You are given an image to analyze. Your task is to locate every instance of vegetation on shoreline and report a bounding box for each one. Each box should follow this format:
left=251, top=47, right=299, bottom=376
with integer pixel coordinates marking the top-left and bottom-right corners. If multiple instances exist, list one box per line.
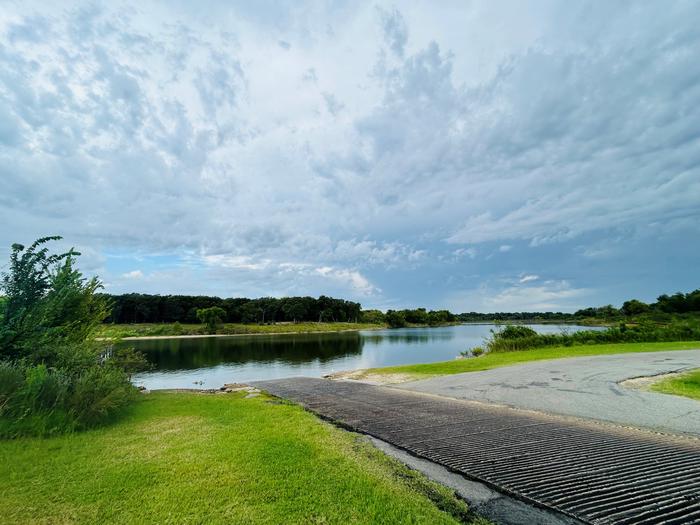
left=98, top=321, right=385, bottom=339
left=349, top=342, right=700, bottom=383
left=652, top=368, right=700, bottom=401
left=475, top=319, right=700, bottom=354
left=0, top=391, right=487, bottom=525
left=0, top=238, right=143, bottom=438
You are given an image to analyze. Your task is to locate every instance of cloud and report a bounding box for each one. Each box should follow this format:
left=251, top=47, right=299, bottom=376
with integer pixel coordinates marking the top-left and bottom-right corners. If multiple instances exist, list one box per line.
left=1, top=1, right=699, bottom=310
left=315, top=266, right=379, bottom=296
left=378, top=7, right=408, bottom=58
left=519, top=274, right=538, bottom=283
left=122, top=270, right=144, bottom=279
left=448, top=280, right=590, bottom=313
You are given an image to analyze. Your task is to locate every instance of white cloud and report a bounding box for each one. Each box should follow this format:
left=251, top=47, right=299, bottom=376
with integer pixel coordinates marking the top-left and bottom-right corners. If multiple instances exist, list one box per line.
left=1, top=1, right=698, bottom=308
left=448, top=280, right=590, bottom=313
left=122, top=270, right=143, bottom=279
left=314, top=266, right=379, bottom=296
left=519, top=274, right=539, bottom=283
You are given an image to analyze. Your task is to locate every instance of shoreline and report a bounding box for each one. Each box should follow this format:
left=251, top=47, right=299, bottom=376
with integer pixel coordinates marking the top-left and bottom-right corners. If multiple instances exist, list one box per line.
left=101, top=320, right=602, bottom=341
left=103, top=326, right=386, bottom=341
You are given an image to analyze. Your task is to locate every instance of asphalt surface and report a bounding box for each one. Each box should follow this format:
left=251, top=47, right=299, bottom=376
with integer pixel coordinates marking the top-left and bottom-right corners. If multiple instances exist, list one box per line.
left=254, top=377, right=700, bottom=525
left=398, top=349, right=700, bottom=435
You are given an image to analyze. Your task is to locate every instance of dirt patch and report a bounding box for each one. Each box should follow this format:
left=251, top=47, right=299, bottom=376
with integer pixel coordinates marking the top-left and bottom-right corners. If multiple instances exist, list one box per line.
left=326, top=369, right=419, bottom=385
left=620, top=370, right=688, bottom=391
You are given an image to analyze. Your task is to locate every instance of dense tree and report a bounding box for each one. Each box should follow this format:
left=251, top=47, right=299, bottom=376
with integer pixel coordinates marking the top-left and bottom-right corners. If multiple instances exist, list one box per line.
left=655, top=290, right=700, bottom=313
left=360, top=309, right=385, bottom=324
left=196, top=306, right=227, bottom=333
left=385, top=310, right=407, bottom=328
left=104, top=293, right=362, bottom=325
left=621, top=299, right=650, bottom=316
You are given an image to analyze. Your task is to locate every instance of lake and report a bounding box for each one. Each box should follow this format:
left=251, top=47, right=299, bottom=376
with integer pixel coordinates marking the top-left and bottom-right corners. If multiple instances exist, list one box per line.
left=126, top=323, right=598, bottom=390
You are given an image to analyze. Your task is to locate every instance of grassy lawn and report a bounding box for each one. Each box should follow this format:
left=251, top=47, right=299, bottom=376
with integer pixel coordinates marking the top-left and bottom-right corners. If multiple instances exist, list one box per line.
left=652, top=368, right=700, bottom=401
left=0, top=392, right=487, bottom=525
left=353, top=341, right=700, bottom=382
left=98, top=321, right=385, bottom=339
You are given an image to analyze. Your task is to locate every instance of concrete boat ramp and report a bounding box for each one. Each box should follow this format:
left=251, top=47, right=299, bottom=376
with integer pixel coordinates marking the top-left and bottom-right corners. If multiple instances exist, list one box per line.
left=253, top=377, right=700, bottom=525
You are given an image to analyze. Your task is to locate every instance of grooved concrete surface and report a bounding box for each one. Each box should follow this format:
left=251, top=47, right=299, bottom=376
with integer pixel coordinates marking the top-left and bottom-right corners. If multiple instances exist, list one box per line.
left=253, top=377, right=700, bottom=525
left=399, top=350, right=700, bottom=436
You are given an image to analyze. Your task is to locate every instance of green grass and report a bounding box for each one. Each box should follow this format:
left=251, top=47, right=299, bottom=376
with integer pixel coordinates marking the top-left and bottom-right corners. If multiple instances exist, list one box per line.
left=358, top=341, right=700, bottom=381
left=652, top=368, right=700, bottom=401
left=98, top=321, right=385, bottom=339
left=0, top=392, right=487, bottom=525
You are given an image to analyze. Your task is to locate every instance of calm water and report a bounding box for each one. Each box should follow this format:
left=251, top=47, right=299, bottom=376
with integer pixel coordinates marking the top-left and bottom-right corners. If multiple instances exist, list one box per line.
left=125, top=324, right=597, bottom=390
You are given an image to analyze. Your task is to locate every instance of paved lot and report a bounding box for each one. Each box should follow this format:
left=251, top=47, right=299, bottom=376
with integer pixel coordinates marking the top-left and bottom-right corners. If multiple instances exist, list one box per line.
left=254, top=377, right=700, bottom=525
left=398, top=349, right=700, bottom=435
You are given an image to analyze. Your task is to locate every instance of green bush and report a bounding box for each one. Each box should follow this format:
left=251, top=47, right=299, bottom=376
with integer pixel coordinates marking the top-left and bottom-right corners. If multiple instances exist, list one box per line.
left=471, top=347, right=485, bottom=357
left=0, top=237, right=141, bottom=438
left=484, top=320, right=700, bottom=353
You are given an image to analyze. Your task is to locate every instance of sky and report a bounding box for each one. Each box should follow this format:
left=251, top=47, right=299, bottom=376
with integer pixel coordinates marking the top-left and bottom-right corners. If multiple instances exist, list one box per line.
left=1, top=1, right=699, bottom=312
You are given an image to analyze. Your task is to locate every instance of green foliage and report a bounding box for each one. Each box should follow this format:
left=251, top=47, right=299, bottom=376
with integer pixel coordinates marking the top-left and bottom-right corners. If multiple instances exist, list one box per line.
left=574, top=304, right=620, bottom=319
left=621, top=299, right=650, bottom=316
left=105, top=293, right=362, bottom=324
left=655, top=290, right=700, bottom=313
left=483, top=320, right=700, bottom=353
left=0, top=237, right=137, bottom=438
left=109, top=347, right=152, bottom=380
left=359, top=309, right=386, bottom=324
left=385, top=310, right=407, bottom=328
left=196, top=306, right=227, bottom=333
left=470, top=347, right=485, bottom=357
left=493, top=325, right=538, bottom=339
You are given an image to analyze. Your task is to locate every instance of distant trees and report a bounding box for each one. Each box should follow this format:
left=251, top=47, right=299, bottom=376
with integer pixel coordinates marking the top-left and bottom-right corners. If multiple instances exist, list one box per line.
left=100, top=288, right=700, bottom=327
left=574, top=305, right=620, bottom=319
left=457, top=311, right=576, bottom=322
left=577, top=290, right=700, bottom=319
left=360, top=309, right=385, bottom=324
left=621, top=299, right=650, bottom=316
left=385, top=310, right=407, bottom=328
left=655, top=290, right=700, bottom=314
left=103, top=293, right=362, bottom=325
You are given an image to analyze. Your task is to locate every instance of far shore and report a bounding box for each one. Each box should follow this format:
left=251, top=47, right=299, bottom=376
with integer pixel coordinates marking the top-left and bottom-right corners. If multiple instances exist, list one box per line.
left=98, top=319, right=601, bottom=341
left=98, top=325, right=391, bottom=341
left=109, top=327, right=383, bottom=341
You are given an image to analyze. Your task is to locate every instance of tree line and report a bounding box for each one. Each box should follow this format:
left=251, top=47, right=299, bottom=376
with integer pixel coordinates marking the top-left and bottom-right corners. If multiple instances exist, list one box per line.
left=574, top=289, right=700, bottom=318
left=102, top=293, right=362, bottom=324
left=99, top=288, right=700, bottom=326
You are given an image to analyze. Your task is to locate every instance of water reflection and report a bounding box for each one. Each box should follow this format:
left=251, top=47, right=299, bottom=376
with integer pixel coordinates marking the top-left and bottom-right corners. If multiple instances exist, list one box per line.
left=126, top=324, right=599, bottom=389
left=131, top=332, right=364, bottom=370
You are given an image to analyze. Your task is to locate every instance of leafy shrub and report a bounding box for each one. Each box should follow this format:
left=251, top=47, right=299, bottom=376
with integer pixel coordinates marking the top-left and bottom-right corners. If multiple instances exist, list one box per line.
left=484, top=320, right=700, bottom=353
left=471, top=347, right=485, bottom=357
left=494, top=325, right=538, bottom=340
left=69, top=366, right=136, bottom=428
left=0, top=237, right=140, bottom=438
